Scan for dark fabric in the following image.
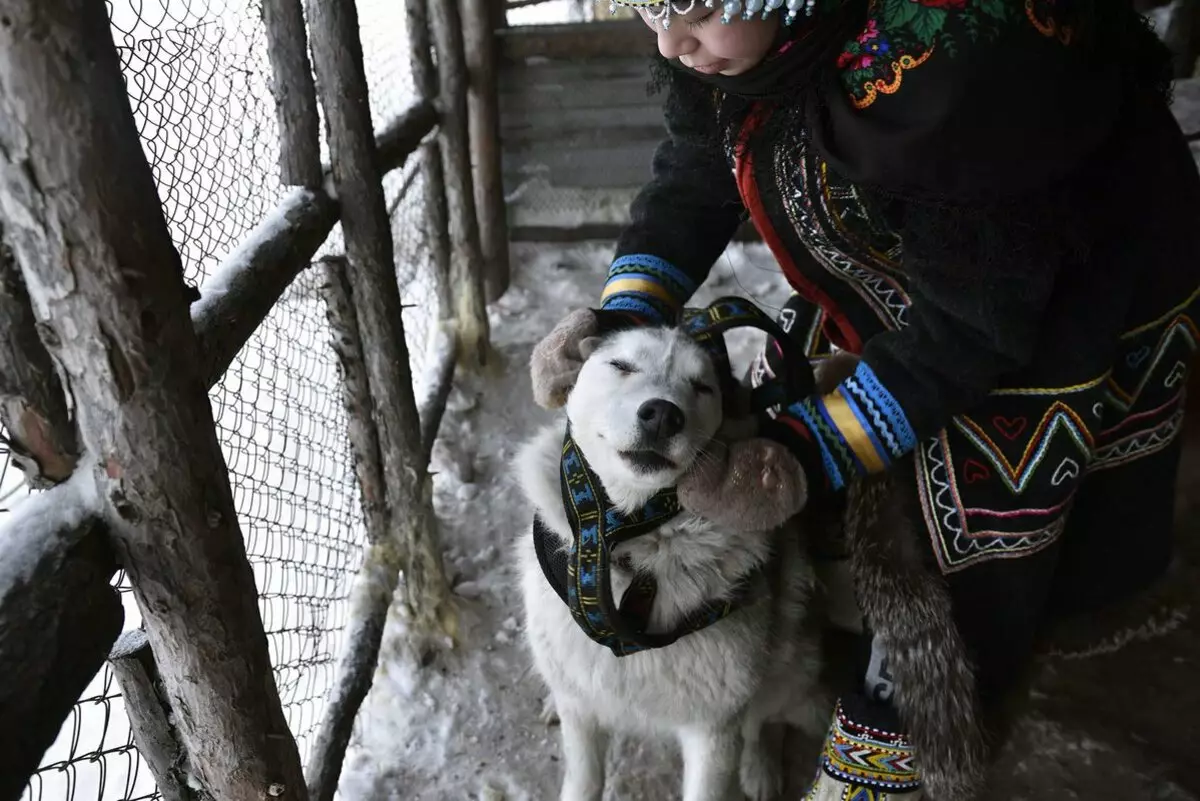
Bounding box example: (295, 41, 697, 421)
(608, 0, 1200, 729)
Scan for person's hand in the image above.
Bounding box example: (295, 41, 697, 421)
(677, 436, 808, 531)
(530, 309, 599, 409)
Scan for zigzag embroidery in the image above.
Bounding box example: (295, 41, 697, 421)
(1092, 409, 1183, 472)
(953, 402, 1093, 495)
(1106, 314, 1198, 412)
(916, 434, 1065, 574)
(783, 149, 911, 332)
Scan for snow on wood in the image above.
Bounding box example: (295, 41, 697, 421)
(191, 187, 338, 388)
(0, 1, 307, 797)
(0, 464, 122, 801)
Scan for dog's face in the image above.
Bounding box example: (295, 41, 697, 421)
(566, 327, 724, 496)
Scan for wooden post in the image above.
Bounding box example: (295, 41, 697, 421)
(261, 0, 323, 188)
(109, 629, 204, 801)
(461, 0, 511, 302)
(0, 227, 78, 486)
(0, 475, 122, 801)
(429, 0, 493, 366)
(307, 258, 397, 801)
(405, 0, 454, 317)
(304, 1, 457, 791)
(0, 1, 308, 798)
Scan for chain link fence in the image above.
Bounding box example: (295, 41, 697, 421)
(7, 1, 441, 798)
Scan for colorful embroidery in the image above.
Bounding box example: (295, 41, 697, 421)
(600, 254, 697, 322)
(819, 702, 921, 791)
(837, 0, 1065, 109)
(913, 291, 1198, 575)
(788, 361, 917, 490)
(775, 130, 909, 336)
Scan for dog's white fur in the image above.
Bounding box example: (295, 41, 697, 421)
(516, 327, 828, 801)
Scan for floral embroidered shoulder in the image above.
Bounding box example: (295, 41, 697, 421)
(600, 0, 1200, 722)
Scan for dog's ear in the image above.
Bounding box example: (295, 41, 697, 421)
(578, 336, 603, 361)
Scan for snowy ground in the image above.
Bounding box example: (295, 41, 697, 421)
(337, 241, 793, 801)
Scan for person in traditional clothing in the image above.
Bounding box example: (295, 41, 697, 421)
(530, 1, 1200, 797)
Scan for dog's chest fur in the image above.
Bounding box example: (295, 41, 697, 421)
(516, 424, 818, 734)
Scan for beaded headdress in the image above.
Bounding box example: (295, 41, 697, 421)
(610, 0, 816, 28)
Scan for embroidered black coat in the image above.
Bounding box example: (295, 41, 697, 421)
(597, 0, 1200, 672)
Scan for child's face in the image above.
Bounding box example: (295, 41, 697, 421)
(636, 5, 780, 76)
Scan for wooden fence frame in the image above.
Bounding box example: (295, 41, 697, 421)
(0, 0, 502, 798)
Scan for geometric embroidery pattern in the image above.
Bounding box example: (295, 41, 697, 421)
(819, 702, 921, 792)
(916, 295, 1198, 574)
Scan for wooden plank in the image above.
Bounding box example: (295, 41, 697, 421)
(498, 58, 657, 89)
(500, 106, 665, 138)
(496, 20, 656, 61)
(499, 78, 661, 114)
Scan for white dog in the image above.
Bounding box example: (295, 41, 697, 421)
(516, 325, 829, 801)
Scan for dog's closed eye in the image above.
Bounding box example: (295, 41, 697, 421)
(609, 359, 638, 375)
(690, 380, 715, 396)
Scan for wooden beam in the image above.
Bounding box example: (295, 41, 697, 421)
(0, 1, 307, 797)
(0, 473, 122, 801)
(304, 5, 456, 798)
(405, 0, 454, 317)
(261, 0, 323, 188)
(461, 0, 511, 302)
(0, 225, 78, 486)
(109, 629, 204, 801)
(191, 101, 437, 391)
(192, 189, 338, 388)
(430, 0, 493, 366)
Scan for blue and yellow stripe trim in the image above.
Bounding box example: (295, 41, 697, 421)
(784, 361, 917, 491)
(600, 254, 696, 323)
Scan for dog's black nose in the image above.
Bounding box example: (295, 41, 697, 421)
(637, 399, 685, 440)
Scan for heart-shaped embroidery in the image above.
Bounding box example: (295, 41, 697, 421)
(992, 415, 1028, 441)
(1126, 345, 1151, 370)
(1165, 360, 1187, 389)
(1051, 457, 1080, 487)
(963, 459, 991, 485)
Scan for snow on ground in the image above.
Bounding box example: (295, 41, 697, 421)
(338, 240, 793, 801)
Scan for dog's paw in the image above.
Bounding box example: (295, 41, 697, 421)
(540, 694, 560, 727)
(739, 743, 784, 801)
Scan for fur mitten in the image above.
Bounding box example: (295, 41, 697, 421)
(530, 309, 598, 409)
(677, 436, 808, 531)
